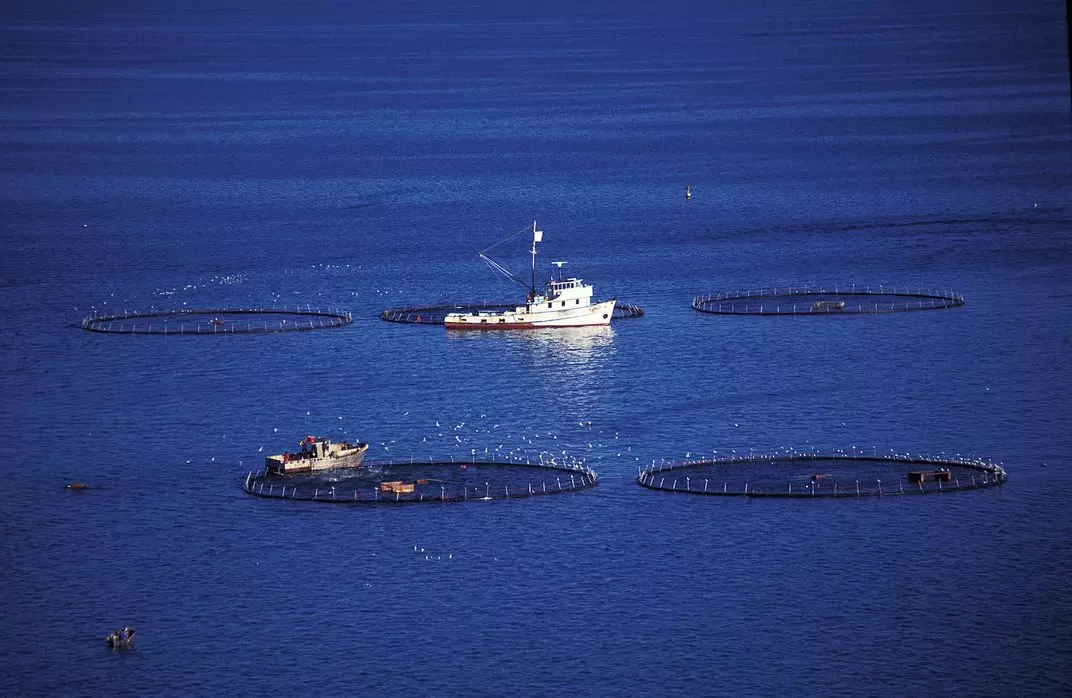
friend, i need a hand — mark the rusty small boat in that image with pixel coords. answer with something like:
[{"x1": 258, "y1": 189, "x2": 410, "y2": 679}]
[{"x1": 105, "y1": 626, "x2": 135, "y2": 649}]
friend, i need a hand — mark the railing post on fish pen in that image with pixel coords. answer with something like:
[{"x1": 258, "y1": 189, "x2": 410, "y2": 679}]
[
  {"x1": 314, "y1": 488, "x2": 318, "y2": 500},
  {"x1": 724, "y1": 482, "x2": 727, "y2": 493},
  {"x1": 704, "y1": 479, "x2": 709, "y2": 492},
  {"x1": 878, "y1": 480, "x2": 882, "y2": 496},
  {"x1": 856, "y1": 481, "x2": 860, "y2": 496},
  {"x1": 485, "y1": 482, "x2": 490, "y2": 498}
]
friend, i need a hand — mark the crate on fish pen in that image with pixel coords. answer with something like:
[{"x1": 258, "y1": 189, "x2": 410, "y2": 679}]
[{"x1": 908, "y1": 470, "x2": 952, "y2": 484}]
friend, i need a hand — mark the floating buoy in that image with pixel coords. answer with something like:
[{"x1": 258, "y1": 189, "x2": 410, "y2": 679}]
[{"x1": 65, "y1": 482, "x2": 88, "y2": 490}]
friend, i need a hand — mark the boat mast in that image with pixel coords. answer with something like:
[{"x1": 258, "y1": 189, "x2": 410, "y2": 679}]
[{"x1": 530, "y1": 220, "x2": 543, "y2": 297}]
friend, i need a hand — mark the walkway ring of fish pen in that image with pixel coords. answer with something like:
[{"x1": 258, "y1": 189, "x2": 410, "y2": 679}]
[
  {"x1": 637, "y1": 450, "x2": 1006, "y2": 498},
  {"x1": 81, "y1": 307, "x2": 352, "y2": 335},
  {"x1": 691, "y1": 286, "x2": 964, "y2": 315},
  {"x1": 380, "y1": 301, "x2": 644, "y2": 324},
  {"x1": 243, "y1": 455, "x2": 599, "y2": 504}
]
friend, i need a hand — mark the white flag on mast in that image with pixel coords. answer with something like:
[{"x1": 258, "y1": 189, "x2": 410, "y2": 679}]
[{"x1": 533, "y1": 220, "x2": 543, "y2": 243}]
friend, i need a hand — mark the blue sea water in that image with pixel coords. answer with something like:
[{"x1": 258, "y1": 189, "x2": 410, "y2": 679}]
[{"x1": 2, "y1": 0, "x2": 1070, "y2": 695}]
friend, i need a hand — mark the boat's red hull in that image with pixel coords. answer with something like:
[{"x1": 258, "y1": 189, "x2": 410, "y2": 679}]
[{"x1": 445, "y1": 321, "x2": 615, "y2": 330}]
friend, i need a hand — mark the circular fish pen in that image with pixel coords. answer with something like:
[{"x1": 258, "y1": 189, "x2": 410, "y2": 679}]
[
  {"x1": 243, "y1": 455, "x2": 598, "y2": 504},
  {"x1": 81, "y1": 307, "x2": 352, "y2": 335},
  {"x1": 637, "y1": 450, "x2": 1006, "y2": 498},
  {"x1": 692, "y1": 286, "x2": 964, "y2": 315},
  {"x1": 380, "y1": 301, "x2": 644, "y2": 324}
]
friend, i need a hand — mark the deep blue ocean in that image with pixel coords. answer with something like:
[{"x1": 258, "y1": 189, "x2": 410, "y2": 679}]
[{"x1": 2, "y1": 1, "x2": 1070, "y2": 695}]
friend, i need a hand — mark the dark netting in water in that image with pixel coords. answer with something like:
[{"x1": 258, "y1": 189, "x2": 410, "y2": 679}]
[
  {"x1": 82, "y1": 307, "x2": 352, "y2": 335},
  {"x1": 380, "y1": 301, "x2": 644, "y2": 324},
  {"x1": 637, "y1": 450, "x2": 1006, "y2": 498},
  {"x1": 692, "y1": 286, "x2": 964, "y2": 315},
  {"x1": 243, "y1": 456, "x2": 598, "y2": 503}
]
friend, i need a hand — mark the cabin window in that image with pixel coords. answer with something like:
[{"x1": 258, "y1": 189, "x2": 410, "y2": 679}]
[
  {"x1": 499, "y1": 318, "x2": 505, "y2": 323},
  {"x1": 561, "y1": 301, "x2": 566, "y2": 307},
  {"x1": 481, "y1": 319, "x2": 487, "y2": 323},
  {"x1": 547, "y1": 303, "x2": 552, "y2": 309},
  {"x1": 575, "y1": 299, "x2": 579, "y2": 305}
]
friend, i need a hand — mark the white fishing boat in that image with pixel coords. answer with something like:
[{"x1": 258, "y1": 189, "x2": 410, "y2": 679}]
[
  {"x1": 264, "y1": 436, "x2": 369, "y2": 474},
  {"x1": 445, "y1": 221, "x2": 616, "y2": 329}
]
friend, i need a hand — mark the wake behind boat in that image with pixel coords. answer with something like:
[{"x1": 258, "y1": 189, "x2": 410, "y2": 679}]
[{"x1": 445, "y1": 221, "x2": 616, "y2": 329}]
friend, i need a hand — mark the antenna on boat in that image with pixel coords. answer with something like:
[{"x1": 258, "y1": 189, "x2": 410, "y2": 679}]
[
  {"x1": 530, "y1": 220, "x2": 543, "y2": 297},
  {"x1": 552, "y1": 261, "x2": 567, "y2": 281}
]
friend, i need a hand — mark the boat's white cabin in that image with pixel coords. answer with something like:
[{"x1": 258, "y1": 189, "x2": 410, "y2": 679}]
[{"x1": 530, "y1": 277, "x2": 594, "y2": 306}]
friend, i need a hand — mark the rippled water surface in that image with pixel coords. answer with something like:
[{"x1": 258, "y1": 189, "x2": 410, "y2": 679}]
[{"x1": 2, "y1": 1, "x2": 1070, "y2": 695}]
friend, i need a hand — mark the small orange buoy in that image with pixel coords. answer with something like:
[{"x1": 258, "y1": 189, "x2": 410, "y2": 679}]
[{"x1": 66, "y1": 482, "x2": 88, "y2": 490}]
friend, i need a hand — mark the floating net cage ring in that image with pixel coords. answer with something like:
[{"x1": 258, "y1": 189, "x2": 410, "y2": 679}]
[
  {"x1": 243, "y1": 456, "x2": 598, "y2": 504},
  {"x1": 380, "y1": 301, "x2": 644, "y2": 324},
  {"x1": 692, "y1": 286, "x2": 964, "y2": 315},
  {"x1": 81, "y1": 307, "x2": 352, "y2": 335},
  {"x1": 637, "y1": 450, "x2": 1006, "y2": 498}
]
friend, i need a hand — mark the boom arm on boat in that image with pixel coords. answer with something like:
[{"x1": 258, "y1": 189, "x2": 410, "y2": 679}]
[{"x1": 478, "y1": 252, "x2": 530, "y2": 291}]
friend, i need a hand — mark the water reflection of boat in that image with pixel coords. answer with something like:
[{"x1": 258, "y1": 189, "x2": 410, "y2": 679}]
[
  {"x1": 517, "y1": 325, "x2": 615, "y2": 357},
  {"x1": 445, "y1": 221, "x2": 616, "y2": 329}
]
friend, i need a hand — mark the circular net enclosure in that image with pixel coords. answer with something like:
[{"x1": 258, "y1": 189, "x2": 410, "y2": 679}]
[
  {"x1": 637, "y1": 450, "x2": 1006, "y2": 498},
  {"x1": 244, "y1": 456, "x2": 598, "y2": 504},
  {"x1": 82, "y1": 307, "x2": 352, "y2": 335},
  {"x1": 380, "y1": 301, "x2": 644, "y2": 324},
  {"x1": 692, "y1": 286, "x2": 964, "y2": 315}
]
